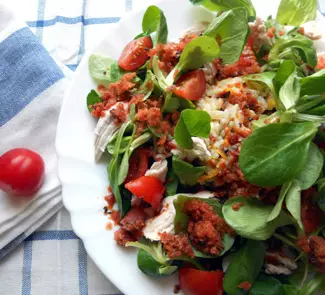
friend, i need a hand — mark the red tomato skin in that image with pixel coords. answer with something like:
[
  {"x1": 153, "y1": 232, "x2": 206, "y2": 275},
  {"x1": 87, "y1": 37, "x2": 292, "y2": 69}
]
[
  {"x1": 173, "y1": 70, "x2": 206, "y2": 101},
  {"x1": 247, "y1": 35, "x2": 254, "y2": 48},
  {"x1": 124, "y1": 148, "x2": 151, "y2": 183},
  {"x1": 125, "y1": 176, "x2": 164, "y2": 209},
  {"x1": 118, "y1": 36, "x2": 153, "y2": 71},
  {"x1": 179, "y1": 268, "x2": 224, "y2": 295},
  {"x1": 0, "y1": 148, "x2": 45, "y2": 197}
]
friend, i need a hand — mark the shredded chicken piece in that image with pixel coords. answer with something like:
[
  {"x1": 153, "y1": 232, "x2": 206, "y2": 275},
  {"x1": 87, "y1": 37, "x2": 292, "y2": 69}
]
[
  {"x1": 203, "y1": 62, "x2": 217, "y2": 85},
  {"x1": 145, "y1": 159, "x2": 168, "y2": 183},
  {"x1": 265, "y1": 251, "x2": 298, "y2": 275},
  {"x1": 249, "y1": 17, "x2": 273, "y2": 49},
  {"x1": 94, "y1": 102, "x2": 128, "y2": 161}
]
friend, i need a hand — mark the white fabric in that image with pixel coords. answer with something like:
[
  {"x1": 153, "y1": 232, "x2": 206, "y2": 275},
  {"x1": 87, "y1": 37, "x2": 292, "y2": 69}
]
[{"x1": 0, "y1": 4, "x2": 72, "y2": 252}]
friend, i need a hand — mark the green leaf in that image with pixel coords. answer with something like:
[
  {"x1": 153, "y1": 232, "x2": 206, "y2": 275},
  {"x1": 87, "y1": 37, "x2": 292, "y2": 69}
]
[
  {"x1": 166, "y1": 36, "x2": 220, "y2": 84},
  {"x1": 126, "y1": 241, "x2": 177, "y2": 277},
  {"x1": 276, "y1": 0, "x2": 317, "y2": 26},
  {"x1": 295, "y1": 95, "x2": 325, "y2": 115},
  {"x1": 190, "y1": 0, "x2": 256, "y2": 18},
  {"x1": 239, "y1": 122, "x2": 317, "y2": 187},
  {"x1": 203, "y1": 8, "x2": 248, "y2": 64},
  {"x1": 152, "y1": 55, "x2": 168, "y2": 90},
  {"x1": 174, "y1": 109, "x2": 211, "y2": 149},
  {"x1": 295, "y1": 142, "x2": 323, "y2": 190},
  {"x1": 285, "y1": 179, "x2": 303, "y2": 230},
  {"x1": 165, "y1": 170, "x2": 179, "y2": 196},
  {"x1": 267, "y1": 181, "x2": 292, "y2": 222},
  {"x1": 299, "y1": 273, "x2": 325, "y2": 295},
  {"x1": 269, "y1": 35, "x2": 317, "y2": 68},
  {"x1": 117, "y1": 132, "x2": 152, "y2": 185},
  {"x1": 222, "y1": 197, "x2": 293, "y2": 240},
  {"x1": 162, "y1": 93, "x2": 181, "y2": 113},
  {"x1": 300, "y1": 70, "x2": 325, "y2": 96},
  {"x1": 106, "y1": 136, "x2": 132, "y2": 154},
  {"x1": 223, "y1": 240, "x2": 266, "y2": 295},
  {"x1": 137, "y1": 249, "x2": 177, "y2": 277},
  {"x1": 142, "y1": 6, "x2": 168, "y2": 45},
  {"x1": 282, "y1": 285, "x2": 299, "y2": 295},
  {"x1": 172, "y1": 156, "x2": 205, "y2": 185},
  {"x1": 317, "y1": 178, "x2": 325, "y2": 213},
  {"x1": 273, "y1": 60, "x2": 300, "y2": 110},
  {"x1": 86, "y1": 90, "x2": 102, "y2": 112},
  {"x1": 137, "y1": 70, "x2": 157, "y2": 100},
  {"x1": 249, "y1": 275, "x2": 286, "y2": 295},
  {"x1": 108, "y1": 122, "x2": 132, "y2": 217},
  {"x1": 245, "y1": 72, "x2": 276, "y2": 95},
  {"x1": 88, "y1": 54, "x2": 124, "y2": 85}
]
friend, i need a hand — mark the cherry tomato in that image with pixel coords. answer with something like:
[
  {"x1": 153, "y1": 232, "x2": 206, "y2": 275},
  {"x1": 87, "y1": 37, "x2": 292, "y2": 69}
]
[
  {"x1": 118, "y1": 36, "x2": 153, "y2": 71},
  {"x1": 173, "y1": 70, "x2": 206, "y2": 101},
  {"x1": 125, "y1": 176, "x2": 164, "y2": 209},
  {"x1": 179, "y1": 268, "x2": 224, "y2": 295},
  {"x1": 124, "y1": 148, "x2": 151, "y2": 183},
  {"x1": 0, "y1": 148, "x2": 45, "y2": 197}
]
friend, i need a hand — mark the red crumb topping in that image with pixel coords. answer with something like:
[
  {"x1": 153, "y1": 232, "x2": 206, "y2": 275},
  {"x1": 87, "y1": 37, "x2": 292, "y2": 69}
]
[
  {"x1": 149, "y1": 33, "x2": 198, "y2": 74},
  {"x1": 214, "y1": 46, "x2": 261, "y2": 79},
  {"x1": 160, "y1": 232, "x2": 195, "y2": 259},
  {"x1": 266, "y1": 27, "x2": 275, "y2": 38},
  {"x1": 106, "y1": 222, "x2": 113, "y2": 230},
  {"x1": 238, "y1": 281, "x2": 252, "y2": 291},
  {"x1": 184, "y1": 199, "x2": 235, "y2": 256},
  {"x1": 317, "y1": 53, "x2": 325, "y2": 70},
  {"x1": 110, "y1": 102, "x2": 128, "y2": 125},
  {"x1": 114, "y1": 207, "x2": 147, "y2": 246},
  {"x1": 90, "y1": 73, "x2": 137, "y2": 118},
  {"x1": 120, "y1": 207, "x2": 146, "y2": 232},
  {"x1": 309, "y1": 236, "x2": 325, "y2": 272},
  {"x1": 301, "y1": 189, "x2": 324, "y2": 234},
  {"x1": 297, "y1": 236, "x2": 311, "y2": 253},
  {"x1": 110, "y1": 210, "x2": 120, "y2": 225},
  {"x1": 232, "y1": 202, "x2": 244, "y2": 211},
  {"x1": 104, "y1": 194, "x2": 116, "y2": 211},
  {"x1": 114, "y1": 228, "x2": 136, "y2": 246}
]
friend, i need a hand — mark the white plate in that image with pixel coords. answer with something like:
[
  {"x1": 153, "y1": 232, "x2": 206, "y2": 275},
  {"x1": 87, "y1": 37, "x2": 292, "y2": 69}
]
[{"x1": 55, "y1": 1, "x2": 325, "y2": 294}]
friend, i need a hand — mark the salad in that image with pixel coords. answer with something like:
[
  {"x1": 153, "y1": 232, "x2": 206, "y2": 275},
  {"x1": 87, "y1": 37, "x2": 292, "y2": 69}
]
[{"x1": 87, "y1": 0, "x2": 325, "y2": 294}]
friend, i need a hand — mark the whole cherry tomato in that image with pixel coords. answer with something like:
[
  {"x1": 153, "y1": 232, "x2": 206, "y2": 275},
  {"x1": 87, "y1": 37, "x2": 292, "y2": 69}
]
[{"x1": 0, "y1": 148, "x2": 45, "y2": 197}]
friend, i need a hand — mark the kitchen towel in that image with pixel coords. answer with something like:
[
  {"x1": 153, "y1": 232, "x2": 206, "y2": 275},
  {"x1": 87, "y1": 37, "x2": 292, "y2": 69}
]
[{"x1": 0, "y1": 3, "x2": 71, "y2": 259}]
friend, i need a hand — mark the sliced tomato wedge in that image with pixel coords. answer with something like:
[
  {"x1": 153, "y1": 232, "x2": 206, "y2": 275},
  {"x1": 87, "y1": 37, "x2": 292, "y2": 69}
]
[
  {"x1": 118, "y1": 36, "x2": 153, "y2": 71},
  {"x1": 124, "y1": 148, "x2": 151, "y2": 183},
  {"x1": 173, "y1": 70, "x2": 206, "y2": 101},
  {"x1": 125, "y1": 176, "x2": 164, "y2": 209},
  {"x1": 179, "y1": 268, "x2": 224, "y2": 295}
]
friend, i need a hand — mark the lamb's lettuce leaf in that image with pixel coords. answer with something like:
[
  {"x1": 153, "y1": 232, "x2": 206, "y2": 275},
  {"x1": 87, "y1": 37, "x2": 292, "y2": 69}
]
[
  {"x1": 276, "y1": 0, "x2": 317, "y2": 26},
  {"x1": 203, "y1": 7, "x2": 249, "y2": 64}
]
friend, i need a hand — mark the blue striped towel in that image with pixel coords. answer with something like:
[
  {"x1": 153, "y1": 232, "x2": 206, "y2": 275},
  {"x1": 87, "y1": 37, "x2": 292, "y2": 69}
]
[{"x1": 0, "y1": 3, "x2": 72, "y2": 259}]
